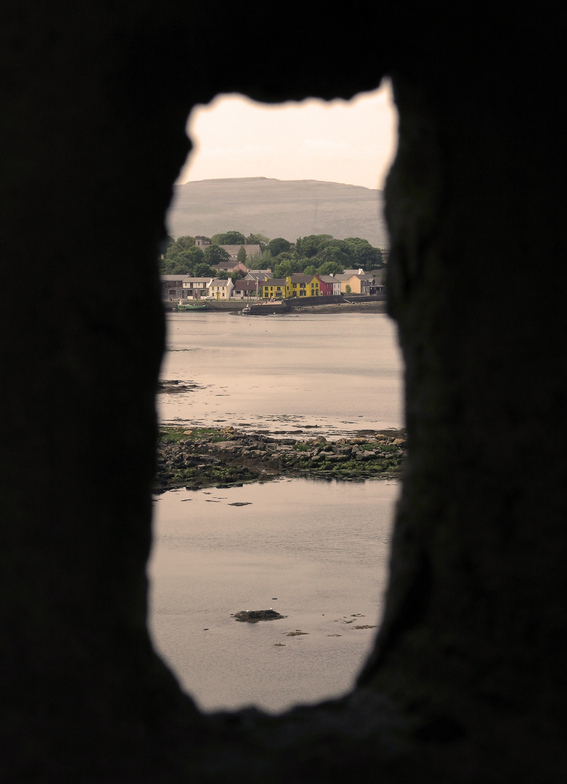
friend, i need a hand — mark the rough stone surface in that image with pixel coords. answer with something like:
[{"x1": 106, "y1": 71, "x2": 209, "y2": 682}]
[{"x1": 1, "y1": 3, "x2": 566, "y2": 782}]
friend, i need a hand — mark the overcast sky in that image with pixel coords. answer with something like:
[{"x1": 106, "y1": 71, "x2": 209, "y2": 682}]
[{"x1": 177, "y1": 80, "x2": 397, "y2": 191}]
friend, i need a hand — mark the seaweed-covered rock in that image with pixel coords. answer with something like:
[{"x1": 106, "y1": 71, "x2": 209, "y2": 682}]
[{"x1": 154, "y1": 426, "x2": 406, "y2": 491}]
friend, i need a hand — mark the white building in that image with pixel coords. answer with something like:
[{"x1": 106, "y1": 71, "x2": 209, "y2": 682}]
[
  {"x1": 208, "y1": 278, "x2": 234, "y2": 300},
  {"x1": 318, "y1": 275, "x2": 342, "y2": 296},
  {"x1": 182, "y1": 277, "x2": 213, "y2": 299}
]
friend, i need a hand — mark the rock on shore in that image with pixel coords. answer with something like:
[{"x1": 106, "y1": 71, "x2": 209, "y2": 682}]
[
  {"x1": 232, "y1": 610, "x2": 286, "y2": 623},
  {"x1": 154, "y1": 426, "x2": 406, "y2": 492}
]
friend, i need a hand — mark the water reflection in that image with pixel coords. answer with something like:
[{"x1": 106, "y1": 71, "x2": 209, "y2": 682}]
[
  {"x1": 149, "y1": 478, "x2": 398, "y2": 713},
  {"x1": 151, "y1": 311, "x2": 403, "y2": 712},
  {"x1": 158, "y1": 312, "x2": 403, "y2": 438}
]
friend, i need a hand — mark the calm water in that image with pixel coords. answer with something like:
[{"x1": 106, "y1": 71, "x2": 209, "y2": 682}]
[
  {"x1": 158, "y1": 311, "x2": 404, "y2": 437},
  {"x1": 149, "y1": 311, "x2": 404, "y2": 714},
  {"x1": 149, "y1": 479, "x2": 399, "y2": 714}
]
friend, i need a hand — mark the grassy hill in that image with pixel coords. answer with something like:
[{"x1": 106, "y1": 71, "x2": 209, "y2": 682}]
[{"x1": 166, "y1": 177, "x2": 388, "y2": 247}]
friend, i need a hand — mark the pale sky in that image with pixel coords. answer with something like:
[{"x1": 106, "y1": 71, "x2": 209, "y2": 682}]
[{"x1": 177, "y1": 79, "x2": 398, "y2": 191}]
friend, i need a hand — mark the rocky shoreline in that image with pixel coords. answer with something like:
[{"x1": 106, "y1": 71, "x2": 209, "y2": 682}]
[
  {"x1": 290, "y1": 300, "x2": 388, "y2": 314},
  {"x1": 154, "y1": 426, "x2": 406, "y2": 492}
]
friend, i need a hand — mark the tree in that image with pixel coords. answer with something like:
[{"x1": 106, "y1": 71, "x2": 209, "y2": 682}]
[
  {"x1": 204, "y1": 244, "x2": 231, "y2": 266},
  {"x1": 268, "y1": 237, "x2": 291, "y2": 257},
  {"x1": 317, "y1": 261, "x2": 344, "y2": 276},
  {"x1": 158, "y1": 235, "x2": 176, "y2": 257},
  {"x1": 211, "y1": 231, "x2": 246, "y2": 245},
  {"x1": 193, "y1": 262, "x2": 216, "y2": 278},
  {"x1": 295, "y1": 257, "x2": 311, "y2": 272},
  {"x1": 245, "y1": 233, "x2": 269, "y2": 252},
  {"x1": 160, "y1": 258, "x2": 177, "y2": 274},
  {"x1": 175, "y1": 235, "x2": 196, "y2": 249},
  {"x1": 273, "y1": 260, "x2": 294, "y2": 278},
  {"x1": 318, "y1": 243, "x2": 349, "y2": 266},
  {"x1": 298, "y1": 234, "x2": 333, "y2": 258},
  {"x1": 273, "y1": 251, "x2": 305, "y2": 275},
  {"x1": 159, "y1": 244, "x2": 205, "y2": 275},
  {"x1": 167, "y1": 258, "x2": 192, "y2": 274},
  {"x1": 256, "y1": 249, "x2": 274, "y2": 268},
  {"x1": 303, "y1": 265, "x2": 317, "y2": 276},
  {"x1": 236, "y1": 246, "x2": 247, "y2": 264},
  {"x1": 185, "y1": 246, "x2": 205, "y2": 264},
  {"x1": 343, "y1": 237, "x2": 383, "y2": 270}
]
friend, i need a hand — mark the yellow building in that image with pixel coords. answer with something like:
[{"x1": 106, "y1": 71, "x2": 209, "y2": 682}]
[
  {"x1": 260, "y1": 278, "x2": 287, "y2": 300},
  {"x1": 261, "y1": 274, "x2": 321, "y2": 299},
  {"x1": 336, "y1": 273, "x2": 373, "y2": 295},
  {"x1": 286, "y1": 274, "x2": 320, "y2": 298}
]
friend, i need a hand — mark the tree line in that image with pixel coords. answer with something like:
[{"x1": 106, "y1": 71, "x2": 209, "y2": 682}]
[{"x1": 159, "y1": 230, "x2": 386, "y2": 280}]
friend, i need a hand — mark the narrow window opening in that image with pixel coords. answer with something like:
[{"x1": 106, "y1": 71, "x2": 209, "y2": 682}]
[{"x1": 150, "y1": 83, "x2": 403, "y2": 715}]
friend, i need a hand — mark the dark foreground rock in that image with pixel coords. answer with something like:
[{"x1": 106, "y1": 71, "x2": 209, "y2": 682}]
[
  {"x1": 232, "y1": 610, "x2": 287, "y2": 623},
  {"x1": 157, "y1": 379, "x2": 201, "y2": 393},
  {"x1": 154, "y1": 426, "x2": 406, "y2": 492}
]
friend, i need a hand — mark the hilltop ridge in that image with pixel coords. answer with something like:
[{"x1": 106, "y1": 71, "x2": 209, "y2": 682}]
[{"x1": 167, "y1": 177, "x2": 388, "y2": 247}]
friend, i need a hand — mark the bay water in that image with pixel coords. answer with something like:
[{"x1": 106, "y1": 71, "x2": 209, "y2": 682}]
[
  {"x1": 157, "y1": 311, "x2": 403, "y2": 436},
  {"x1": 149, "y1": 311, "x2": 404, "y2": 713}
]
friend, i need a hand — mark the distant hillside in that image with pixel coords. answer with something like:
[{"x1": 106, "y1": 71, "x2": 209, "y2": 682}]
[{"x1": 166, "y1": 177, "x2": 388, "y2": 248}]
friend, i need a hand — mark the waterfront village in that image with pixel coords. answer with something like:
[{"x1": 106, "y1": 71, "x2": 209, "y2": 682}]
[
  {"x1": 161, "y1": 236, "x2": 386, "y2": 306},
  {"x1": 156, "y1": 235, "x2": 401, "y2": 488}
]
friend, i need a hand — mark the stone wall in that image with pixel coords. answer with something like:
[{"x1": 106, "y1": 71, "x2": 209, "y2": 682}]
[{"x1": 1, "y1": 3, "x2": 565, "y2": 782}]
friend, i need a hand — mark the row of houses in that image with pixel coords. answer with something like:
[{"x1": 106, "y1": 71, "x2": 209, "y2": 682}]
[{"x1": 161, "y1": 269, "x2": 385, "y2": 302}]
